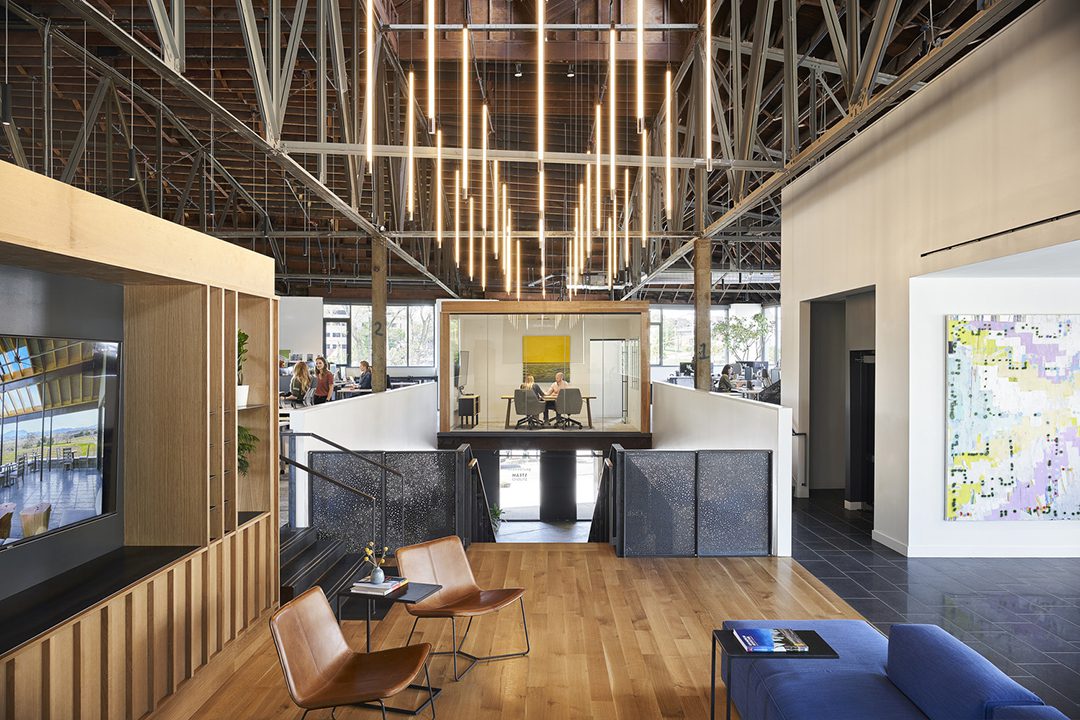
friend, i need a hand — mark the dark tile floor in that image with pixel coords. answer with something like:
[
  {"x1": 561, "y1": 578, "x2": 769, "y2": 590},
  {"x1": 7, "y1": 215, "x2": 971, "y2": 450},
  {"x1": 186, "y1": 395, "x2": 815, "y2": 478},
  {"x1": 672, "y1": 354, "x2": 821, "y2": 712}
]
[{"x1": 793, "y1": 491, "x2": 1080, "y2": 719}]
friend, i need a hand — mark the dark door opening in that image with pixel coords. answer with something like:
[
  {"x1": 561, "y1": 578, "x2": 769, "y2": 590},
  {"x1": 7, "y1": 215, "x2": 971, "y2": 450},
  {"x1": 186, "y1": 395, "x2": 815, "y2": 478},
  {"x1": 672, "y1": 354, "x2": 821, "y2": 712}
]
[{"x1": 848, "y1": 351, "x2": 875, "y2": 508}]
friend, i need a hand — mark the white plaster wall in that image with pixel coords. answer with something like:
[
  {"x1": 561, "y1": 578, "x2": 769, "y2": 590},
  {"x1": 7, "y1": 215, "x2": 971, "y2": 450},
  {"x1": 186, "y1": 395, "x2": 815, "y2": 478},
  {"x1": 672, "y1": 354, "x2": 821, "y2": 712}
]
[
  {"x1": 908, "y1": 277, "x2": 1080, "y2": 557},
  {"x1": 288, "y1": 383, "x2": 437, "y2": 525},
  {"x1": 279, "y1": 297, "x2": 324, "y2": 359},
  {"x1": 652, "y1": 382, "x2": 793, "y2": 556},
  {"x1": 781, "y1": 0, "x2": 1080, "y2": 555}
]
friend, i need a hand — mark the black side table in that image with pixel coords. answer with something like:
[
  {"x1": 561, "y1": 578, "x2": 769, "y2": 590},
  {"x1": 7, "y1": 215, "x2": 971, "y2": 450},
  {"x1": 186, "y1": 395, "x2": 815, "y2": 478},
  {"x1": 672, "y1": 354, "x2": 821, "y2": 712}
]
[
  {"x1": 335, "y1": 581, "x2": 444, "y2": 717},
  {"x1": 710, "y1": 628, "x2": 839, "y2": 720}
]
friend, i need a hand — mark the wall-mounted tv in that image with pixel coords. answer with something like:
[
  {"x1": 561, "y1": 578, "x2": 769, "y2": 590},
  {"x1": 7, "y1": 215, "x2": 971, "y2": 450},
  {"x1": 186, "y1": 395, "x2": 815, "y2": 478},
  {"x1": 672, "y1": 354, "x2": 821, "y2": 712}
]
[{"x1": 0, "y1": 336, "x2": 120, "y2": 546}]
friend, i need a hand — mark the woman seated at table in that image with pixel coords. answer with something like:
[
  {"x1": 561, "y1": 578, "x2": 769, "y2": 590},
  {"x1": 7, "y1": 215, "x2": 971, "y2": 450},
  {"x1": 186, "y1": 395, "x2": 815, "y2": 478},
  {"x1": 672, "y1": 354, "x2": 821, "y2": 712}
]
[
  {"x1": 715, "y1": 364, "x2": 736, "y2": 393},
  {"x1": 357, "y1": 360, "x2": 373, "y2": 390},
  {"x1": 521, "y1": 374, "x2": 544, "y2": 399}
]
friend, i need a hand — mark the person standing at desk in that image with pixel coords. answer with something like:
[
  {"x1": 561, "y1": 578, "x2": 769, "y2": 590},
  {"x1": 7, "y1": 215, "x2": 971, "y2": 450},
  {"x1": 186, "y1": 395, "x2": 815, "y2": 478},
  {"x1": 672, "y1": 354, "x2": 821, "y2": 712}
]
[
  {"x1": 544, "y1": 371, "x2": 570, "y2": 423},
  {"x1": 357, "y1": 360, "x2": 373, "y2": 390},
  {"x1": 312, "y1": 355, "x2": 334, "y2": 404},
  {"x1": 716, "y1": 364, "x2": 736, "y2": 393}
]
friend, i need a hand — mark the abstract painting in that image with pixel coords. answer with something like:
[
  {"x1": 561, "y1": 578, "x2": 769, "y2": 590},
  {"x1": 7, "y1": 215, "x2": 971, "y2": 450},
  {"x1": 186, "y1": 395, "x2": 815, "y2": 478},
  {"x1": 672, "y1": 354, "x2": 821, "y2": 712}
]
[
  {"x1": 946, "y1": 314, "x2": 1080, "y2": 521},
  {"x1": 522, "y1": 335, "x2": 570, "y2": 383}
]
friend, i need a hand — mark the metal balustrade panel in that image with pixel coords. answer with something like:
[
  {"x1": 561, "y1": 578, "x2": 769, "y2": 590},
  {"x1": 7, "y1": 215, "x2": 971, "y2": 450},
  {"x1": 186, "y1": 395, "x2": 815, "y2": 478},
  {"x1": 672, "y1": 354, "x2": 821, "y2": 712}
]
[
  {"x1": 620, "y1": 451, "x2": 697, "y2": 557},
  {"x1": 696, "y1": 450, "x2": 772, "y2": 556}
]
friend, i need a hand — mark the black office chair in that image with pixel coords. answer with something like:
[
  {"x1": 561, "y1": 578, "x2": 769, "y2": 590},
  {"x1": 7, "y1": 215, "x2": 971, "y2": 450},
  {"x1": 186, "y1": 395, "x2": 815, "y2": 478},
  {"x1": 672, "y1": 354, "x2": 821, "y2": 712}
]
[
  {"x1": 513, "y1": 389, "x2": 545, "y2": 429},
  {"x1": 554, "y1": 389, "x2": 584, "y2": 429}
]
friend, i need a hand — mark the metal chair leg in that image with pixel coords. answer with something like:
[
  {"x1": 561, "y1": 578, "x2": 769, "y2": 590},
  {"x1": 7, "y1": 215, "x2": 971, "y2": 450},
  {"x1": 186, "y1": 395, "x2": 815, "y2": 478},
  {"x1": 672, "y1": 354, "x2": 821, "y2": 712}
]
[
  {"x1": 456, "y1": 616, "x2": 475, "y2": 652},
  {"x1": 425, "y1": 662, "x2": 437, "y2": 719},
  {"x1": 406, "y1": 617, "x2": 420, "y2": 646},
  {"x1": 380, "y1": 699, "x2": 388, "y2": 720}
]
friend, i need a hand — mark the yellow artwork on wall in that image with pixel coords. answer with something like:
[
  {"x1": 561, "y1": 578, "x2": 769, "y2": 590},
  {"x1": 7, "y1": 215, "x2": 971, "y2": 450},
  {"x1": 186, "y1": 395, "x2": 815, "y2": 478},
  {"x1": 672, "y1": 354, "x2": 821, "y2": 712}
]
[{"x1": 523, "y1": 336, "x2": 571, "y2": 383}]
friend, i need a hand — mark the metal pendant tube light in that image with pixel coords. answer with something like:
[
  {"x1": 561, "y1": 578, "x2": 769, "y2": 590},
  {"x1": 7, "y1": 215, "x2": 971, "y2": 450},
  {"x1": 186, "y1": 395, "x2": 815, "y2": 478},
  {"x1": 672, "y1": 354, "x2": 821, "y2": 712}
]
[
  {"x1": 468, "y1": 195, "x2": 475, "y2": 278},
  {"x1": 366, "y1": 0, "x2": 374, "y2": 172},
  {"x1": 636, "y1": 0, "x2": 644, "y2": 132},
  {"x1": 461, "y1": 25, "x2": 469, "y2": 194},
  {"x1": 609, "y1": 26, "x2": 616, "y2": 194},
  {"x1": 481, "y1": 104, "x2": 488, "y2": 232},
  {"x1": 624, "y1": 167, "x2": 631, "y2": 267},
  {"x1": 641, "y1": 127, "x2": 648, "y2": 246},
  {"x1": 595, "y1": 103, "x2": 602, "y2": 229},
  {"x1": 127, "y1": 146, "x2": 137, "y2": 181},
  {"x1": 537, "y1": 0, "x2": 545, "y2": 168},
  {"x1": 454, "y1": 168, "x2": 461, "y2": 264},
  {"x1": 426, "y1": 0, "x2": 435, "y2": 131},
  {"x1": 585, "y1": 165, "x2": 592, "y2": 254},
  {"x1": 703, "y1": 0, "x2": 712, "y2": 171},
  {"x1": 665, "y1": 67, "x2": 673, "y2": 220},
  {"x1": 436, "y1": 129, "x2": 443, "y2": 247},
  {"x1": 407, "y1": 69, "x2": 416, "y2": 219},
  {"x1": 492, "y1": 158, "x2": 499, "y2": 259}
]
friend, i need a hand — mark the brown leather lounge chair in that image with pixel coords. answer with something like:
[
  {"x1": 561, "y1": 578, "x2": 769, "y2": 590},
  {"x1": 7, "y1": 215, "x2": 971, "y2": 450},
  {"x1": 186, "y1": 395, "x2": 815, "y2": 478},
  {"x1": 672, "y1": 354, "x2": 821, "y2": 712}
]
[
  {"x1": 396, "y1": 536, "x2": 529, "y2": 681},
  {"x1": 270, "y1": 586, "x2": 436, "y2": 719}
]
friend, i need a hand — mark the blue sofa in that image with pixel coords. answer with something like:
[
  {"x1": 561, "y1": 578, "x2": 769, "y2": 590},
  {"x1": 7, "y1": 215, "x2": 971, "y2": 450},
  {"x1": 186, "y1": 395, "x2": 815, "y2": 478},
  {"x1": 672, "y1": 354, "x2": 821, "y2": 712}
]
[{"x1": 721, "y1": 621, "x2": 1069, "y2": 720}]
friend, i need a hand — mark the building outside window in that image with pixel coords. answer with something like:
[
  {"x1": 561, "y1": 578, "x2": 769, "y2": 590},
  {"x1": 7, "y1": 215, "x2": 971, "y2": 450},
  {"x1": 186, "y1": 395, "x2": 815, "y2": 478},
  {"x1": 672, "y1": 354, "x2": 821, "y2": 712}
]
[{"x1": 323, "y1": 302, "x2": 436, "y2": 368}]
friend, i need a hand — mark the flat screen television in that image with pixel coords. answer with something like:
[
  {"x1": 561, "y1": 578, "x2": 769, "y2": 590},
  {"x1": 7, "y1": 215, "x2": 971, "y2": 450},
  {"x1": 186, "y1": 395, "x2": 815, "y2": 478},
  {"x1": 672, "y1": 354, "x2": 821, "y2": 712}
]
[{"x1": 0, "y1": 336, "x2": 120, "y2": 546}]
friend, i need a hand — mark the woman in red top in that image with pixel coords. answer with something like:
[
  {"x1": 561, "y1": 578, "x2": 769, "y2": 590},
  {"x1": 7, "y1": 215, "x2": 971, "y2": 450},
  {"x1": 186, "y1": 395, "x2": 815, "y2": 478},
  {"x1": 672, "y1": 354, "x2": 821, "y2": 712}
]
[{"x1": 312, "y1": 355, "x2": 334, "y2": 404}]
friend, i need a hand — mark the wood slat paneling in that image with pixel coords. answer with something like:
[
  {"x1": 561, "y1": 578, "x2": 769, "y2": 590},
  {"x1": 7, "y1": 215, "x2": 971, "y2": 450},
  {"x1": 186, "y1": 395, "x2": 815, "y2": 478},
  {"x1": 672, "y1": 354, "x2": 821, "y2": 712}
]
[{"x1": 0, "y1": 515, "x2": 276, "y2": 720}]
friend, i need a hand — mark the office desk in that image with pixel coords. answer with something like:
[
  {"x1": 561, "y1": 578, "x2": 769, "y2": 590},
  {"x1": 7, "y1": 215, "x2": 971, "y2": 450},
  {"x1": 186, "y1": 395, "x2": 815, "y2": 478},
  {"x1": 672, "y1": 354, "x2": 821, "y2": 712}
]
[
  {"x1": 500, "y1": 394, "x2": 595, "y2": 429},
  {"x1": 336, "y1": 385, "x2": 373, "y2": 399}
]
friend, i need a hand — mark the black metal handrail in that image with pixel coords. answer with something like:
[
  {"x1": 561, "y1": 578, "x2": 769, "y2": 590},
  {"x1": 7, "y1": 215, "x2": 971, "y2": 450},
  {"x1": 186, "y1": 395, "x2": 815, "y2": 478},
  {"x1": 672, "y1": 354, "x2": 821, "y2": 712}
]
[
  {"x1": 468, "y1": 458, "x2": 497, "y2": 542},
  {"x1": 279, "y1": 454, "x2": 378, "y2": 545},
  {"x1": 280, "y1": 431, "x2": 404, "y2": 478}
]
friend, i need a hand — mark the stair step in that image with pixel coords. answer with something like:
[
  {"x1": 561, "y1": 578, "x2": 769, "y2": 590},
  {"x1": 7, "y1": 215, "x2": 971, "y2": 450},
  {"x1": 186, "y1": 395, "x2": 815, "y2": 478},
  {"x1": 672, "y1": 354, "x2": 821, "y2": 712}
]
[
  {"x1": 279, "y1": 526, "x2": 318, "y2": 567},
  {"x1": 280, "y1": 538, "x2": 346, "y2": 602}
]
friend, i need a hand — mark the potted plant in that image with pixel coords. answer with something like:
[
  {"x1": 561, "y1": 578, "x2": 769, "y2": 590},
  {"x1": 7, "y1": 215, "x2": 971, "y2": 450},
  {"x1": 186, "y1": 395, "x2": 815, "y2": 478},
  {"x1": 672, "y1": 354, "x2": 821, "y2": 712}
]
[
  {"x1": 237, "y1": 425, "x2": 259, "y2": 475},
  {"x1": 362, "y1": 541, "x2": 390, "y2": 584},
  {"x1": 713, "y1": 313, "x2": 774, "y2": 363},
  {"x1": 236, "y1": 329, "x2": 250, "y2": 407},
  {"x1": 489, "y1": 504, "x2": 506, "y2": 533}
]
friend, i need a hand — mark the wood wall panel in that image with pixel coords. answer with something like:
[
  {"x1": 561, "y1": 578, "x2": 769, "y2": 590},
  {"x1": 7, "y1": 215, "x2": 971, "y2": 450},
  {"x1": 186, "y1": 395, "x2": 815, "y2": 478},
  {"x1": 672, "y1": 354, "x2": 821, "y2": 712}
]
[{"x1": 0, "y1": 515, "x2": 276, "y2": 720}]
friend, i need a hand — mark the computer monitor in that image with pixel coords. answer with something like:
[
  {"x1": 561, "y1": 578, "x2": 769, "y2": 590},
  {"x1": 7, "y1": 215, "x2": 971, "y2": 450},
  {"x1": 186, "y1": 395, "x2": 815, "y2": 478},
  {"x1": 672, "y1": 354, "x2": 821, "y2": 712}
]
[
  {"x1": 769, "y1": 368, "x2": 781, "y2": 384},
  {"x1": 678, "y1": 361, "x2": 694, "y2": 376}
]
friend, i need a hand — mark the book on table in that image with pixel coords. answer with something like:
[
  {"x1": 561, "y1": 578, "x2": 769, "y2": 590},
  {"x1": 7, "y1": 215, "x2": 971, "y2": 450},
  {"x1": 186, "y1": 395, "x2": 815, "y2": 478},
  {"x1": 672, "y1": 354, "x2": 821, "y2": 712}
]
[
  {"x1": 351, "y1": 576, "x2": 409, "y2": 596},
  {"x1": 732, "y1": 628, "x2": 809, "y2": 653}
]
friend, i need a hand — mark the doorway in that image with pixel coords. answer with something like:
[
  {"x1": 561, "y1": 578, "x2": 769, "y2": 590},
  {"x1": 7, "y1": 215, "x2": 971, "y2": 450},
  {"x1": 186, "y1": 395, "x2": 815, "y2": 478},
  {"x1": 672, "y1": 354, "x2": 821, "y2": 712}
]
[{"x1": 495, "y1": 450, "x2": 600, "y2": 542}]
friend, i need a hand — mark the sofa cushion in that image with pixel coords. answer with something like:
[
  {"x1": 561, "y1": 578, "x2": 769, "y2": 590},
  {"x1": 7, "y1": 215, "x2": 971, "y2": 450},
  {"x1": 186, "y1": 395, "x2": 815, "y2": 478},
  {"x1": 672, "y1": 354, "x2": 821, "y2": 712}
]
[
  {"x1": 754, "y1": 670, "x2": 928, "y2": 720},
  {"x1": 886, "y1": 624, "x2": 1043, "y2": 720},
  {"x1": 721, "y1": 620, "x2": 891, "y2": 719},
  {"x1": 991, "y1": 706, "x2": 1070, "y2": 720}
]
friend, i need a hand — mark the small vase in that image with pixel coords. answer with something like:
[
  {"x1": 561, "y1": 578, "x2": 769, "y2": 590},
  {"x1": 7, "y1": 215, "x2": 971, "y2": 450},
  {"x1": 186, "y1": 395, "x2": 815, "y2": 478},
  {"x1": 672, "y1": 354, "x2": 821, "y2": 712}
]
[{"x1": 369, "y1": 566, "x2": 385, "y2": 585}]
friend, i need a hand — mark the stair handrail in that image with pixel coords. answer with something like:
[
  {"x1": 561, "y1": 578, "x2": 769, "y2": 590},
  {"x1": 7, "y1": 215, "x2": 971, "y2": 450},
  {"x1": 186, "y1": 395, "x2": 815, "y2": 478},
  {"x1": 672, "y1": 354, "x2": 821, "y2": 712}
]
[
  {"x1": 280, "y1": 431, "x2": 404, "y2": 478},
  {"x1": 468, "y1": 458, "x2": 498, "y2": 542},
  {"x1": 279, "y1": 454, "x2": 378, "y2": 545}
]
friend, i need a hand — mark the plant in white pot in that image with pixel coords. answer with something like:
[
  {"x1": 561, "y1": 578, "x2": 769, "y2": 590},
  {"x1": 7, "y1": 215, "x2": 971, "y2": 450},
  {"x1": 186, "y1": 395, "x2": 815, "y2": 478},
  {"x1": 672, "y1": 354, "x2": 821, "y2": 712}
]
[{"x1": 236, "y1": 329, "x2": 250, "y2": 408}]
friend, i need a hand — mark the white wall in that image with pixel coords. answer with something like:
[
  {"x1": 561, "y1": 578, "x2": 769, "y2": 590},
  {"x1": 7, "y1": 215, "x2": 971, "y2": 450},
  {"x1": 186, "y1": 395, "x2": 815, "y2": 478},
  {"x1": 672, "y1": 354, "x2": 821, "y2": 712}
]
[
  {"x1": 908, "y1": 277, "x2": 1080, "y2": 557},
  {"x1": 279, "y1": 297, "x2": 323, "y2": 359},
  {"x1": 652, "y1": 382, "x2": 793, "y2": 556},
  {"x1": 288, "y1": 383, "x2": 437, "y2": 525},
  {"x1": 781, "y1": 0, "x2": 1080, "y2": 555}
]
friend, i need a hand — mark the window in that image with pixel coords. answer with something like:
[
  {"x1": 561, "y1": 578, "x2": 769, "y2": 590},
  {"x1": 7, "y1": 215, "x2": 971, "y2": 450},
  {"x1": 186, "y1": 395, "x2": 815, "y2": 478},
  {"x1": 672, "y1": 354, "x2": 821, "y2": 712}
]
[
  {"x1": 764, "y1": 305, "x2": 781, "y2": 369},
  {"x1": 322, "y1": 302, "x2": 436, "y2": 368},
  {"x1": 660, "y1": 308, "x2": 694, "y2": 366},
  {"x1": 711, "y1": 307, "x2": 730, "y2": 367}
]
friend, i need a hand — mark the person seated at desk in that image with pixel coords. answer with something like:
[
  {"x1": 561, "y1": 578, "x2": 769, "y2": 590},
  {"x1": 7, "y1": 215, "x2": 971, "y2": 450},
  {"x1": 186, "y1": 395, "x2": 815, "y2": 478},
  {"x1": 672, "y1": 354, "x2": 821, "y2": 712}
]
[
  {"x1": 282, "y1": 361, "x2": 312, "y2": 405},
  {"x1": 544, "y1": 371, "x2": 570, "y2": 423},
  {"x1": 521, "y1": 374, "x2": 544, "y2": 399},
  {"x1": 715, "y1": 364, "x2": 736, "y2": 393},
  {"x1": 357, "y1": 360, "x2": 373, "y2": 390}
]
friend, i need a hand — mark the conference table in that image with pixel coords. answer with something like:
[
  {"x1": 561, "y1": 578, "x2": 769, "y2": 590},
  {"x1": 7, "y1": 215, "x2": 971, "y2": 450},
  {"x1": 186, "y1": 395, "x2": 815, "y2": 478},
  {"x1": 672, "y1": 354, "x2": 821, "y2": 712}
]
[{"x1": 500, "y1": 393, "x2": 596, "y2": 429}]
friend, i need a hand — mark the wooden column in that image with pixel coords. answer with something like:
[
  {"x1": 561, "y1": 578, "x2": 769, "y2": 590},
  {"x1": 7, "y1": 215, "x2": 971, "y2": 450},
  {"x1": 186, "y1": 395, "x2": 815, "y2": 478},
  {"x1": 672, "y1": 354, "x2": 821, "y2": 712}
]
[
  {"x1": 372, "y1": 233, "x2": 388, "y2": 392},
  {"x1": 694, "y1": 166, "x2": 712, "y2": 390}
]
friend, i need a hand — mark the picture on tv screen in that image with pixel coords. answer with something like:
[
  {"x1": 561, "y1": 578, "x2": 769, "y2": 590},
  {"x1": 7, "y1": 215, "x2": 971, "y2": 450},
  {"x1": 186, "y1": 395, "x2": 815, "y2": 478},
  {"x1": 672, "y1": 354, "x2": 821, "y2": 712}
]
[{"x1": 0, "y1": 336, "x2": 120, "y2": 545}]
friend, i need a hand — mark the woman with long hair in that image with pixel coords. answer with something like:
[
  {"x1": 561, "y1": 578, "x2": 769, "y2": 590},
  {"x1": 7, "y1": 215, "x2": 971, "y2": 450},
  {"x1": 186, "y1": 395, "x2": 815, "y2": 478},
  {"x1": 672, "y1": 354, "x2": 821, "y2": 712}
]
[
  {"x1": 312, "y1": 355, "x2": 334, "y2": 404},
  {"x1": 285, "y1": 360, "x2": 312, "y2": 404}
]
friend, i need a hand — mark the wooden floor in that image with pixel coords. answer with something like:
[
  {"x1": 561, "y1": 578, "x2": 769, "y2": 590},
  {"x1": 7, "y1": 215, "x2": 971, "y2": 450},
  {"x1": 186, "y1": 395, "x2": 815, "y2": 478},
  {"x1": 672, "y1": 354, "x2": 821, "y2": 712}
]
[{"x1": 185, "y1": 543, "x2": 861, "y2": 720}]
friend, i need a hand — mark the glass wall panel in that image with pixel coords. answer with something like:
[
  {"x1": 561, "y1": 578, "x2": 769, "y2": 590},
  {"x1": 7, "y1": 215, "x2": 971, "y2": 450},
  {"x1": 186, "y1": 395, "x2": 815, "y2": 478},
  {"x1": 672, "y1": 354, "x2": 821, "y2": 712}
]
[
  {"x1": 408, "y1": 306, "x2": 435, "y2": 366},
  {"x1": 386, "y1": 306, "x2": 409, "y2": 367},
  {"x1": 324, "y1": 320, "x2": 349, "y2": 365},
  {"x1": 350, "y1": 305, "x2": 372, "y2": 365},
  {"x1": 447, "y1": 311, "x2": 642, "y2": 432}
]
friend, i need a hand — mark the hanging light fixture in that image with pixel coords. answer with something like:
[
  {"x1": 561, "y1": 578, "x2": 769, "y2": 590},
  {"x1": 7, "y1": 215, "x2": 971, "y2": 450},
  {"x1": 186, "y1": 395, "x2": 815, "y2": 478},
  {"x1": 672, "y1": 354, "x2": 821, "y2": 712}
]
[
  {"x1": 665, "y1": 66, "x2": 673, "y2": 221},
  {"x1": 461, "y1": 25, "x2": 469, "y2": 195},
  {"x1": 624, "y1": 167, "x2": 631, "y2": 267},
  {"x1": 366, "y1": 0, "x2": 374, "y2": 172},
  {"x1": 636, "y1": 0, "x2": 644, "y2": 133},
  {"x1": 407, "y1": 69, "x2": 416, "y2": 219},
  {"x1": 595, "y1": 104, "x2": 602, "y2": 230},
  {"x1": 566, "y1": 64, "x2": 575, "y2": 78},
  {"x1": 537, "y1": 0, "x2": 544, "y2": 170},
  {"x1": 703, "y1": 0, "x2": 712, "y2": 171},
  {"x1": 492, "y1": 158, "x2": 499, "y2": 260},
  {"x1": 468, "y1": 196, "x2": 475, "y2": 279},
  {"x1": 514, "y1": 63, "x2": 523, "y2": 78},
  {"x1": 127, "y1": 146, "x2": 137, "y2": 181},
  {"x1": 539, "y1": 168, "x2": 546, "y2": 298},
  {"x1": 585, "y1": 166, "x2": 592, "y2": 255},
  {"x1": 641, "y1": 128, "x2": 648, "y2": 247},
  {"x1": 504, "y1": 186, "x2": 511, "y2": 294},
  {"x1": 426, "y1": 0, "x2": 436, "y2": 131},
  {"x1": 0, "y1": 83, "x2": 12, "y2": 126},
  {"x1": 454, "y1": 168, "x2": 461, "y2": 265},
  {"x1": 481, "y1": 104, "x2": 488, "y2": 236},
  {"x1": 436, "y1": 130, "x2": 443, "y2": 247},
  {"x1": 609, "y1": 25, "x2": 617, "y2": 196}
]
